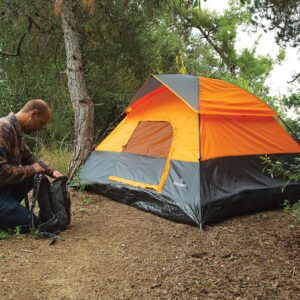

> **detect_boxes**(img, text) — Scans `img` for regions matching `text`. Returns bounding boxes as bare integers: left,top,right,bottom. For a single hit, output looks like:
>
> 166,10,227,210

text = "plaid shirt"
0,113,53,186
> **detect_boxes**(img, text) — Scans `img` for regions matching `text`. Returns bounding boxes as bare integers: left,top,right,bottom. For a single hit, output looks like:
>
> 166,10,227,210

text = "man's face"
23,109,51,134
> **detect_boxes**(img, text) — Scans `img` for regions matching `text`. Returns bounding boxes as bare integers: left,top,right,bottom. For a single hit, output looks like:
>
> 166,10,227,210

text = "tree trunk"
61,0,94,179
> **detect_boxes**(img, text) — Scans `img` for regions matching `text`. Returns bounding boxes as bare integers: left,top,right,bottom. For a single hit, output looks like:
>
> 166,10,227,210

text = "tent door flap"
108,121,173,191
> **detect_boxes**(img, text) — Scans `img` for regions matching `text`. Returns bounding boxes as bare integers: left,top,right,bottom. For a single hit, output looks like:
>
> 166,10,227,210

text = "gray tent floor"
0,189,299,300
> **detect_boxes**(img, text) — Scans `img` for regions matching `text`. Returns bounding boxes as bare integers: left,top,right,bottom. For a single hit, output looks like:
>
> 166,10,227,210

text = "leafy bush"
262,156,300,188
283,200,300,224
262,156,300,223
0,231,10,240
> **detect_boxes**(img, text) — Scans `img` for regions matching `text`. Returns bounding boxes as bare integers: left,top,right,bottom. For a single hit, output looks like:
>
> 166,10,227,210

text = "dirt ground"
0,189,299,300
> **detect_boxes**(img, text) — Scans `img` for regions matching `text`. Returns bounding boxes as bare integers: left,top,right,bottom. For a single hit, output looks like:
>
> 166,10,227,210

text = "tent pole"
198,112,203,232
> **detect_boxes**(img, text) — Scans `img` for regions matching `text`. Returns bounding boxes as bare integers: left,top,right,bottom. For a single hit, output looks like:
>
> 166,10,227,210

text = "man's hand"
32,162,46,173
53,170,64,178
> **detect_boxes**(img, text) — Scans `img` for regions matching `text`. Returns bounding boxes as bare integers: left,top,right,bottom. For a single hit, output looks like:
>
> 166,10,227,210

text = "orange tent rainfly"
78,75,300,227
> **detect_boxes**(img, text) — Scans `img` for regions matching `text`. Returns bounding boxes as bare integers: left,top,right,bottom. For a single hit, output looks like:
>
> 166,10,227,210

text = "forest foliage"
1,0,298,149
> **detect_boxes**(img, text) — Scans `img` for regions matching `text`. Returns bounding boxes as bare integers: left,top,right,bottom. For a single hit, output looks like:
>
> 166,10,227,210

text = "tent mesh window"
123,121,173,158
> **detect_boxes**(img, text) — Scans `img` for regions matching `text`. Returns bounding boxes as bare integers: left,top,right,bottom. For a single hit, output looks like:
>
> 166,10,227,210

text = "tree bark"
61,0,94,179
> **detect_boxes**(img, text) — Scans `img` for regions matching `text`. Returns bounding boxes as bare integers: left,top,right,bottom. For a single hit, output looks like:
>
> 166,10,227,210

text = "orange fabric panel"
95,117,138,152
199,77,276,116
96,87,199,162
123,121,173,158
201,115,300,160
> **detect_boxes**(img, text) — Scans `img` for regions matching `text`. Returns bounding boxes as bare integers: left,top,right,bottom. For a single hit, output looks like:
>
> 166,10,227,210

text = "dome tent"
78,74,300,227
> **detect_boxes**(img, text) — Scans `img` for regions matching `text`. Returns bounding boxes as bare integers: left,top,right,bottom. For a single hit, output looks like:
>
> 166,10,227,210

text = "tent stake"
199,222,203,233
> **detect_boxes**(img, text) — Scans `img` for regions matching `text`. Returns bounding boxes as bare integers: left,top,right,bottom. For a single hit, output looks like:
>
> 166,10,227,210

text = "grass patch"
0,231,10,240
37,146,72,175
83,197,94,205
79,207,87,214
0,227,22,240
284,200,300,224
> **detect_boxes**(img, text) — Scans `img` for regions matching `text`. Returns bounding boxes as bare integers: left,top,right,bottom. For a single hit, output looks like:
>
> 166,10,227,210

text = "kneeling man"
0,99,63,232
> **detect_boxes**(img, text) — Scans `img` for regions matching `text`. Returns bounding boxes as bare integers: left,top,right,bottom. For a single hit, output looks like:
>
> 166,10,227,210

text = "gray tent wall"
79,151,202,225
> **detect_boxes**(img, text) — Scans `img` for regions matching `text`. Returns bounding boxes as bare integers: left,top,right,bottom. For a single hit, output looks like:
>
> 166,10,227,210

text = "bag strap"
30,173,44,231
24,180,30,209
36,231,65,245
24,194,30,210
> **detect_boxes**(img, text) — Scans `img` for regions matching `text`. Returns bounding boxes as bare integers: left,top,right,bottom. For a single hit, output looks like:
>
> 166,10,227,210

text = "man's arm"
0,145,45,185
0,124,47,185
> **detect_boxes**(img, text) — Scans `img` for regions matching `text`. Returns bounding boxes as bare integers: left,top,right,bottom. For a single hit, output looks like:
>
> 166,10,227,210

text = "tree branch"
27,15,44,32
288,72,300,83
0,16,32,58
195,25,236,77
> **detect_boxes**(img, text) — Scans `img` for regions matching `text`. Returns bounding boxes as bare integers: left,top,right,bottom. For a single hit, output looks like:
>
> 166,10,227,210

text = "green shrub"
262,156,300,223
283,200,300,224
0,231,10,240
0,226,22,240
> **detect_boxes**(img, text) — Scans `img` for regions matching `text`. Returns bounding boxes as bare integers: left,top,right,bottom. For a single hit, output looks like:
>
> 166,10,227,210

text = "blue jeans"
0,178,39,233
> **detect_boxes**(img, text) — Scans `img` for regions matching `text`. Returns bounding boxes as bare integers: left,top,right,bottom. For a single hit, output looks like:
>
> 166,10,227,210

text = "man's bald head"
20,99,51,117
16,99,51,134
